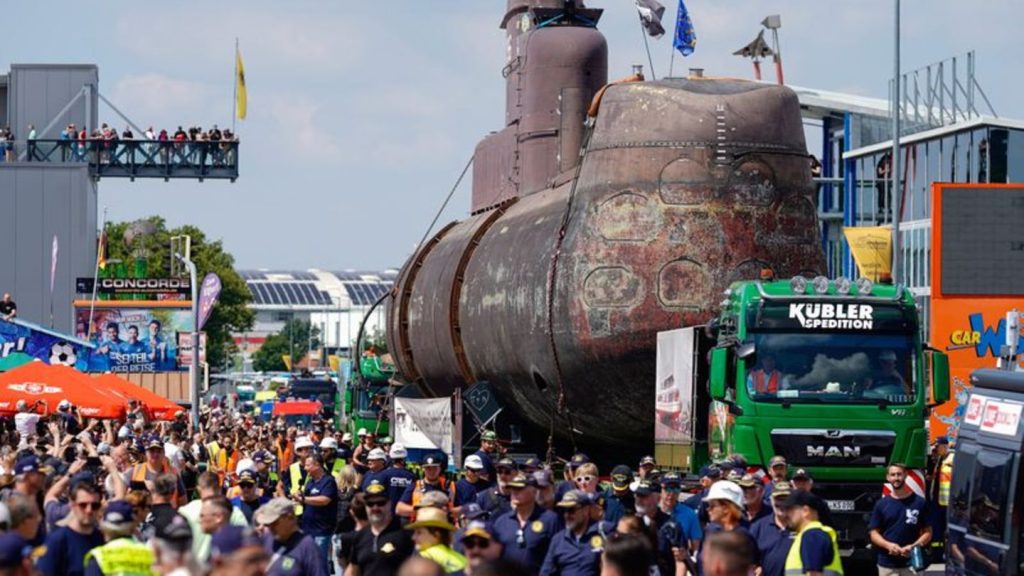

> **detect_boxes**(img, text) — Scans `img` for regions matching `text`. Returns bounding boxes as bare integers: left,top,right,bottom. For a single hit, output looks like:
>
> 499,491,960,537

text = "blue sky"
4,0,1021,270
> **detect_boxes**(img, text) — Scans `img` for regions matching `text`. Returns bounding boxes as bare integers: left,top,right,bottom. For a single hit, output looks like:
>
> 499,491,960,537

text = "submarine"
385,0,826,450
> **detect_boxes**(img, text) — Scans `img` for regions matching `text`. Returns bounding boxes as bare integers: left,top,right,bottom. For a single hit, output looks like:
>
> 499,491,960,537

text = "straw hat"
404,507,455,532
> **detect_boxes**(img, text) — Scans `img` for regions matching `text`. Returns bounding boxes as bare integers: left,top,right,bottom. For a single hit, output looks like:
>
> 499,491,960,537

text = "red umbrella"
0,361,126,419
92,374,184,421
272,400,322,417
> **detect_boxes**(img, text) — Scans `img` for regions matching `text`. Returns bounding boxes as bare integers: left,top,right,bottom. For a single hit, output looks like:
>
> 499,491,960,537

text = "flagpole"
88,207,107,339
232,38,239,135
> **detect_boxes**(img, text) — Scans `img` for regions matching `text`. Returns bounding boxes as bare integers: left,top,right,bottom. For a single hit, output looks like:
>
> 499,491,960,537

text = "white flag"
636,0,666,38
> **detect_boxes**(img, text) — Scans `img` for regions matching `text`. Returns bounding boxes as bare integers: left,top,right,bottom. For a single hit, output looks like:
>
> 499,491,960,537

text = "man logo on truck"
789,303,874,330
807,445,862,458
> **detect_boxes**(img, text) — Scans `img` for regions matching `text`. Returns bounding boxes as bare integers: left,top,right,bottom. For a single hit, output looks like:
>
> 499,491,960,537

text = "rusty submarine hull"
385,0,825,450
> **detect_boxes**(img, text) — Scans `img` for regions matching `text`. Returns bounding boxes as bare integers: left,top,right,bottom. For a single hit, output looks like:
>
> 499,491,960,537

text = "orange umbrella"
0,361,126,419
92,374,184,421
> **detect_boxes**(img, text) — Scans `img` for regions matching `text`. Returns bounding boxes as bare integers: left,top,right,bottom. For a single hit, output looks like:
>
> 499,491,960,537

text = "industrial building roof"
239,269,398,310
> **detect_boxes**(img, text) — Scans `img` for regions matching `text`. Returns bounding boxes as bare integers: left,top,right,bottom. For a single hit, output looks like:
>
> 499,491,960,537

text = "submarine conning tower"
472,0,608,212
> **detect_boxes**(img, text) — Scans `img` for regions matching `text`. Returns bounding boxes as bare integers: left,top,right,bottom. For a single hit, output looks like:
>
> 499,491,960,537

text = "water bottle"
910,544,927,572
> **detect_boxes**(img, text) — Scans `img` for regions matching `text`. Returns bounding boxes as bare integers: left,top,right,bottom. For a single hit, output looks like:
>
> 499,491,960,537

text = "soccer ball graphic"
49,342,77,366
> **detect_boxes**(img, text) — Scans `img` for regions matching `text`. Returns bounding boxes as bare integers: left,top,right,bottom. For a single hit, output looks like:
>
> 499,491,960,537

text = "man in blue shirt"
869,463,932,575
541,490,605,576
492,473,561,573
296,454,337,575
750,482,794,576
37,481,105,576
359,448,389,492
476,457,515,519
453,455,490,515
383,445,416,511
230,470,270,526
780,490,838,576
473,430,500,485
255,498,327,576
658,472,702,554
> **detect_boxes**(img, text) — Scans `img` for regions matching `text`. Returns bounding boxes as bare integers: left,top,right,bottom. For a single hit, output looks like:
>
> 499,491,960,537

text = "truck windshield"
744,332,916,404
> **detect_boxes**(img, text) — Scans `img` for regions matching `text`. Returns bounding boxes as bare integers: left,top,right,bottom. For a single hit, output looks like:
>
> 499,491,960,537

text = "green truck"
657,275,950,559
342,355,395,438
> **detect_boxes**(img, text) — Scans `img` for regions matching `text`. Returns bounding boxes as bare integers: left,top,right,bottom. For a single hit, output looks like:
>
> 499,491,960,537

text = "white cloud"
110,74,214,126
263,93,342,162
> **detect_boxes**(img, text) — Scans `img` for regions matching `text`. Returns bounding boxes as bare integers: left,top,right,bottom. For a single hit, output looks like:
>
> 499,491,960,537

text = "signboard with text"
73,301,193,373
76,277,192,296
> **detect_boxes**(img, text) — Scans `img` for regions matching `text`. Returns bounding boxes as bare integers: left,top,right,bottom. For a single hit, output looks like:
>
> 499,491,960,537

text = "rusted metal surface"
387,3,825,450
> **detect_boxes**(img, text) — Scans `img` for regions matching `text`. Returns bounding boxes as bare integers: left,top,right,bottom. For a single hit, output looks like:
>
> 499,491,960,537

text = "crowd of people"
0,122,238,166
0,382,949,576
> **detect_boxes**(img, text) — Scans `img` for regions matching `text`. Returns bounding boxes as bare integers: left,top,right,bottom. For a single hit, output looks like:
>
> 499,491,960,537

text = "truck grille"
770,428,896,467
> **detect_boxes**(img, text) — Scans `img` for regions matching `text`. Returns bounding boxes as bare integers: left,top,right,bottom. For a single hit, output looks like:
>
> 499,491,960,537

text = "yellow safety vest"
288,461,308,515
83,537,155,576
419,544,467,574
938,451,954,507
785,521,844,576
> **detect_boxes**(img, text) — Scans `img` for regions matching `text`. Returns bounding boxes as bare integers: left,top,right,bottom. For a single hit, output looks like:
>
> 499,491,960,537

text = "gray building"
0,64,99,331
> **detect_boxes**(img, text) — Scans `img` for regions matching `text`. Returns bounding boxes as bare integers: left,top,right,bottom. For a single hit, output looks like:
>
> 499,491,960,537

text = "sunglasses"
76,501,102,511
366,500,389,509
497,468,514,475
463,537,491,550
575,475,594,484
515,528,525,548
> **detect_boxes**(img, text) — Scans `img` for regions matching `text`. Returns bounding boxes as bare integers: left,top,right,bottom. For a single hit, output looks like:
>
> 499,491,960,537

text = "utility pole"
891,0,902,284
175,252,200,425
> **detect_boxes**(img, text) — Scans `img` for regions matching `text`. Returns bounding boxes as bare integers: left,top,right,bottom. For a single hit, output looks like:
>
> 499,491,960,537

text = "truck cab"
946,369,1024,575
707,276,950,556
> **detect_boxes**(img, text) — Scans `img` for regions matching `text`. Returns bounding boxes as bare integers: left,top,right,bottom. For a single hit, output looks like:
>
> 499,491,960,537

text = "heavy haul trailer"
658,275,951,559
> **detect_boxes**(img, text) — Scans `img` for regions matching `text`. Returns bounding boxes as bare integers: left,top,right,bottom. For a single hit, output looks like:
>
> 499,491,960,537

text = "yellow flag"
843,226,892,281
281,354,291,372
328,355,340,373
235,45,247,120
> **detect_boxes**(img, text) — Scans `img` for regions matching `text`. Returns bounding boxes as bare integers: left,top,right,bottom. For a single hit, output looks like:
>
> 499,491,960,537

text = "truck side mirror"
930,350,950,405
710,347,729,401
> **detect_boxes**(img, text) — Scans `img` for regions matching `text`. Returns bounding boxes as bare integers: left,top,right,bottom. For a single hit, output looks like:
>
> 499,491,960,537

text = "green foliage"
103,217,254,370
252,319,320,372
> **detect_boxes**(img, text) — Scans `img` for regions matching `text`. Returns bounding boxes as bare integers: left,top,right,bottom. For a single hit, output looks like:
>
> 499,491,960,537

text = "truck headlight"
856,277,874,295
813,276,830,294
789,276,808,294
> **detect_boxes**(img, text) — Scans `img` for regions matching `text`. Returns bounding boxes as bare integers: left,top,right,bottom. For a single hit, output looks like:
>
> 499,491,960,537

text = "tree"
253,319,320,372
102,217,254,370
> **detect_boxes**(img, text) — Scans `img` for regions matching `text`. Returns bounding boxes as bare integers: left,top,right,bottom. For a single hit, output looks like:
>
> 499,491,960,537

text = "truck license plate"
826,499,855,511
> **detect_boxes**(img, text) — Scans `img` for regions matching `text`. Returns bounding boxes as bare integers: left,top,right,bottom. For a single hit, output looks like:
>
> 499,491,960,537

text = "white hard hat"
389,444,408,460
294,436,314,450
341,432,353,443
58,399,71,410
320,437,338,450
235,458,255,474
357,428,368,437
368,448,387,461
703,480,745,509
464,455,484,470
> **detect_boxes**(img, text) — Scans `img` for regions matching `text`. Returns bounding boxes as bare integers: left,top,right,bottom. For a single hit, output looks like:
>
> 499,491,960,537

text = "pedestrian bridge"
20,139,239,182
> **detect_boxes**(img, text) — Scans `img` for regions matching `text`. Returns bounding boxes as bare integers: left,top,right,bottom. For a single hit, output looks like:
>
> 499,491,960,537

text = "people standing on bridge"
637,456,657,481
460,521,503,576
927,436,951,559
320,437,347,476
492,473,560,573
749,482,795,576
351,430,376,474
254,498,326,576
869,463,932,576
780,490,843,576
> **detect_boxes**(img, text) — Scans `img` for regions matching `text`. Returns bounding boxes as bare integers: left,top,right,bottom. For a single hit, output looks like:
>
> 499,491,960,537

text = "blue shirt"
453,477,489,507
696,522,758,576
671,503,703,543
472,449,496,485
869,493,929,567
300,472,338,537
475,486,512,518
540,521,606,576
749,514,792,576
493,506,562,573
360,468,389,492
231,495,271,525
384,467,417,507
799,528,835,572
37,526,105,576
265,530,328,576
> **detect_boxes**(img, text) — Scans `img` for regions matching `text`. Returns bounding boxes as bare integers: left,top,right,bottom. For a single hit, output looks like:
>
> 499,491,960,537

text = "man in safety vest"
278,436,315,511
396,453,453,519
747,353,786,394
780,490,844,576
251,450,278,497
319,437,347,476
83,500,155,575
123,436,186,506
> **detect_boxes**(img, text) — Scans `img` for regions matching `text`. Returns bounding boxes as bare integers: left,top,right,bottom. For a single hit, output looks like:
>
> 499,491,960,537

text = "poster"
843,226,892,282
74,303,193,373
393,397,453,455
655,328,695,444
0,319,93,371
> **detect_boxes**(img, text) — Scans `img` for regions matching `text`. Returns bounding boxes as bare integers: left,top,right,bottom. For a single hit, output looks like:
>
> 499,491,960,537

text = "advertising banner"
0,319,94,371
197,273,221,330
176,333,207,367
74,303,193,373
393,397,453,455
843,226,892,282
655,328,695,444
75,277,193,296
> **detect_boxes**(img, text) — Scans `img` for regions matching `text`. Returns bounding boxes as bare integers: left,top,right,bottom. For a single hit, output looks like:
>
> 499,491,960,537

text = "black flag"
635,0,666,38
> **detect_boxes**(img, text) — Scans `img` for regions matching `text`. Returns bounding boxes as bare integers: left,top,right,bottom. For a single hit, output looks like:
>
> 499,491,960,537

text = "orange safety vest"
754,370,780,393
214,448,239,487
131,461,179,504
408,478,453,516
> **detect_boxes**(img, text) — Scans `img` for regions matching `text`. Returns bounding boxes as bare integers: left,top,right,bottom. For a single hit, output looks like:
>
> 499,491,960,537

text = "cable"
414,154,474,254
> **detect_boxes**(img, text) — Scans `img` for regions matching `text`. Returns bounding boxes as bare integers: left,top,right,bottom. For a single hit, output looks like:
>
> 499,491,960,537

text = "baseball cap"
639,455,656,467
101,500,136,529
633,480,661,496
703,480,745,509
660,472,683,491
0,533,31,568
520,457,541,470
480,430,497,442
422,454,444,467
506,474,537,488
700,464,722,480
294,436,314,450
155,514,193,548
792,468,812,480
496,457,516,469
557,490,595,509
532,469,553,488
779,489,826,514
610,465,632,490
736,474,759,489
769,455,787,468
146,436,164,449
415,490,450,509
389,444,408,460
463,520,493,540
253,498,296,526
367,448,387,461
320,437,338,450
464,455,484,470
97,442,112,456
935,436,949,445
568,453,590,469
237,470,257,485
252,451,270,463
460,502,487,520
210,525,262,559
364,480,388,501
770,481,793,498
58,399,71,411
14,455,39,476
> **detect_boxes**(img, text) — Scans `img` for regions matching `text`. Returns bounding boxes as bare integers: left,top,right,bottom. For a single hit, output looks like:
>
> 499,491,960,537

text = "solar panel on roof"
290,271,317,281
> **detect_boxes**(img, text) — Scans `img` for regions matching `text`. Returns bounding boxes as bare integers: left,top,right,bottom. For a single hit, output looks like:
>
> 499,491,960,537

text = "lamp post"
891,0,903,284
175,252,200,425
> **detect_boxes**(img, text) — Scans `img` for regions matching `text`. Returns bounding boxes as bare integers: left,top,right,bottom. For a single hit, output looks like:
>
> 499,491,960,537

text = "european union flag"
673,0,697,57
